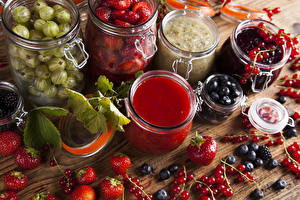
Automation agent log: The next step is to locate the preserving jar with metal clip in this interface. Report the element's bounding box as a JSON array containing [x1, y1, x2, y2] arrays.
[[2, 0, 89, 106]]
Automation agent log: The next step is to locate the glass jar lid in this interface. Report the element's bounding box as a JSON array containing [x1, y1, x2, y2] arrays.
[[248, 98, 291, 134]]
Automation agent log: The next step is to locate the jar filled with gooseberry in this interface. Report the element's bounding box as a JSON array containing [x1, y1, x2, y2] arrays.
[[2, 0, 89, 106], [215, 19, 291, 93], [85, 0, 158, 82]]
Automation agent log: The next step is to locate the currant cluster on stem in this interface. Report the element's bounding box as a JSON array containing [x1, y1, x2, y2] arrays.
[[291, 58, 300, 71], [59, 168, 77, 195], [282, 142, 300, 179], [124, 175, 153, 200], [169, 168, 194, 200], [262, 7, 281, 20], [278, 73, 300, 103]]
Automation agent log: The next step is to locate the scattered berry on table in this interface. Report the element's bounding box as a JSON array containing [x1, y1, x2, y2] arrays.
[[273, 179, 287, 190], [3, 170, 28, 191], [257, 146, 272, 161], [154, 189, 168, 200], [244, 161, 255, 172], [49, 159, 56, 167], [236, 144, 249, 155], [250, 189, 264, 199], [0, 191, 18, 200], [14, 146, 41, 170], [70, 185, 95, 200], [248, 143, 259, 152], [0, 131, 21, 156], [110, 152, 131, 175], [159, 168, 171, 181], [254, 158, 264, 168], [140, 163, 152, 175], [283, 127, 297, 138], [76, 166, 96, 185], [266, 158, 278, 169], [276, 96, 286, 104], [29, 191, 56, 200], [225, 155, 236, 164], [99, 177, 124, 200], [247, 151, 257, 161], [64, 169, 73, 178], [168, 164, 179, 174]]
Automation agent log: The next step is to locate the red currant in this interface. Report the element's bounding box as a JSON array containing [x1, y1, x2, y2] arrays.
[[282, 158, 292, 167], [276, 138, 284, 145], [207, 176, 216, 185], [180, 191, 189, 200], [64, 169, 72, 178], [237, 164, 246, 172], [200, 186, 209, 196], [200, 175, 209, 183]]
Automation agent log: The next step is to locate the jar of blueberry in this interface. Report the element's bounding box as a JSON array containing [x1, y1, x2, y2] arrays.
[[197, 74, 244, 124], [0, 82, 27, 132], [215, 19, 291, 93]]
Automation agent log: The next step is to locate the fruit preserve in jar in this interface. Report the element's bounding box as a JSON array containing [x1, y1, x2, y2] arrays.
[[86, 0, 158, 82], [125, 70, 197, 154], [2, 0, 89, 106], [197, 74, 243, 124], [215, 19, 291, 93], [154, 9, 219, 85]]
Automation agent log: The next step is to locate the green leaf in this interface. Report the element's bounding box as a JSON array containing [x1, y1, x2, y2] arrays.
[[66, 89, 93, 115], [33, 106, 68, 117], [96, 75, 115, 95], [135, 70, 144, 78], [79, 109, 108, 134], [116, 81, 133, 98]]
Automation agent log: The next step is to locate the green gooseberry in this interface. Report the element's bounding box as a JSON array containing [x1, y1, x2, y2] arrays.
[[66, 60, 76, 70], [67, 69, 83, 82], [39, 49, 53, 56], [53, 46, 65, 58], [51, 70, 68, 85], [13, 25, 30, 39], [63, 76, 77, 89], [39, 6, 55, 21], [53, 5, 63, 11], [56, 32, 66, 38], [55, 8, 71, 24], [48, 58, 66, 71], [38, 54, 52, 62], [35, 64, 50, 79], [42, 21, 59, 37], [10, 57, 26, 71], [57, 87, 68, 98], [34, 78, 51, 91], [28, 85, 41, 96], [18, 48, 37, 61], [34, 19, 46, 31], [44, 85, 58, 97], [59, 23, 71, 34], [25, 55, 40, 68], [30, 30, 44, 40], [19, 68, 34, 82], [12, 6, 31, 24], [34, 0, 48, 13], [8, 44, 20, 57]]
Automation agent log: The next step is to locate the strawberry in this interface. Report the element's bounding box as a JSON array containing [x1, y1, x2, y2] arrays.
[[120, 46, 142, 59], [76, 166, 96, 185], [110, 9, 127, 20], [116, 58, 144, 74], [104, 35, 124, 50], [108, 0, 131, 10], [186, 133, 218, 166], [0, 131, 21, 156], [99, 177, 124, 200], [0, 191, 18, 200], [29, 191, 56, 200], [14, 146, 41, 170], [109, 152, 131, 175], [132, 1, 150, 13], [122, 10, 140, 24], [3, 170, 28, 191], [95, 7, 111, 22], [136, 7, 151, 24], [115, 19, 132, 27], [70, 185, 95, 200]]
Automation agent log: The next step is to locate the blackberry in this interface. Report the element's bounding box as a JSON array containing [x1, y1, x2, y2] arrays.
[[257, 146, 272, 161], [0, 90, 18, 118]]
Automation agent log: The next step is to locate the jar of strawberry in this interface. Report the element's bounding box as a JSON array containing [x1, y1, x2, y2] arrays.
[[86, 0, 158, 82]]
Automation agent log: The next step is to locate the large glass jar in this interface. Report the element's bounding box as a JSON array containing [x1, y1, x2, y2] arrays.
[[215, 19, 291, 93], [124, 70, 198, 154], [154, 9, 219, 85], [86, 0, 158, 82], [2, 0, 89, 106], [0, 4, 7, 68]]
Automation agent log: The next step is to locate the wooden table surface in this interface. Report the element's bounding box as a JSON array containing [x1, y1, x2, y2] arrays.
[[0, 0, 300, 199]]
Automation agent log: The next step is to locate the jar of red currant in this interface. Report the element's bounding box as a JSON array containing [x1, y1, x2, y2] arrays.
[[241, 98, 294, 134], [124, 70, 198, 154], [215, 19, 291, 93], [86, 0, 158, 82]]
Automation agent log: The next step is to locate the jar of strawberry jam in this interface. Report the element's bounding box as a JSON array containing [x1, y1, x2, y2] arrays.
[[241, 98, 294, 134], [215, 19, 291, 93], [86, 0, 158, 82], [124, 70, 198, 154]]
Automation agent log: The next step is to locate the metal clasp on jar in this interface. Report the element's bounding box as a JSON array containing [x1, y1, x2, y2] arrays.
[[135, 29, 157, 60], [172, 58, 193, 80], [64, 38, 89, 69], [15, 108, 28, 130], [250, 70, 274, 93], [240, 95, 249, 116], [194, 81, 204, 112]]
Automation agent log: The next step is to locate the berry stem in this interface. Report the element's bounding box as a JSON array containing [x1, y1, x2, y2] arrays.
[[125, 174, 151, 200], [193, 180, 215, 200], [222, 162, 233, 191]]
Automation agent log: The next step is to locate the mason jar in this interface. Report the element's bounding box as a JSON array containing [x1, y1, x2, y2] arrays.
[[2, 0, 89, 106], [0, 4, 7, 67], [154, 9, 219, 85], [86, 0, 158, 82]]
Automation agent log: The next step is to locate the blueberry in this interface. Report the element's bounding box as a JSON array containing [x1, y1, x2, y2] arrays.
[[210, 91, 219, 102], [248, 143, 259, 152], [219, 75, 229, 84], [276, 96, 286, 104], [154, 189, 168, 200], [254, 158, 264, 168], [250, 189, 264, 199], [231, 87, 241, 98], [168, 164, 179, 174], [283, 127, 297, 139], [266, 158, 278, 170], [220, 96, 232, 105], [244, 161, 254, 172], [219, 86, 230, 96], [207, 80, 218, 93], [273, 179, 287, 190], [159, 168, 171, 180], [247, 151, 257, 161], [140, 163, 152, 175], [236, 144, 249, 156], [224, 80, 232, 87], [225, 155, 236, 164]]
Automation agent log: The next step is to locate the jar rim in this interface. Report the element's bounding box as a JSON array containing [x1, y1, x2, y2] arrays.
[[160, 9, 220, 58], [127, 70, 197, 134], [231, 19, 291, 70], [1, 0, 80, 50]]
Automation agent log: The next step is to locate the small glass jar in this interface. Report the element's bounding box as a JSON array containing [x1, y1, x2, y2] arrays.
[[124, 70, 198, 154], [241, 98, 294, 134], [86, 0, 158, 82], [215, 19, 291, 93], [0, 81, 27, 132], [2, 0, 89, 106], [154, 9, 219, 85], [59, 114, 115, 157], [197, 74, 244, 124]]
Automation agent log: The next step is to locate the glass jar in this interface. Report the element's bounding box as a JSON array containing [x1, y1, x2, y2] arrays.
[[59, 114, 115, 157], [2, 0, 89, 106], [241, 98, 294, 134], [86, 0, 158, 82], [124, 70, 198, 154], [215, 19, 291, 93], [74, 0, 88, 22], [0, 3, 7, 68], [0, 81, 27, 132], [154, 9, 219, 85], [197, 74, 244, 124]]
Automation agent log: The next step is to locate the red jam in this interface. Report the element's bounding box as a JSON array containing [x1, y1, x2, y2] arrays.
[[125, 75, 194, 154]]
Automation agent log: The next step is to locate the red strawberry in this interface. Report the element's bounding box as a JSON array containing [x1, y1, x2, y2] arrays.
[[123, 10, 140, 24], [0, 191, 18, 200], [120, 46, 142, 58], [136, 7, 151, 24], [116, 58, 144, 74], [104, 35, 124, 50], [0, 131, 21, 156], [132, 1, 150, 13], [3, 170, 28, 191], [109, 152, 131, 175], [95, 7, 111, 22], [70, 185, 95, 200], [110, 9, 127, 20], [29, 191, 56, 200], [115, 19, 132, 27], [108, 0, 131, 10], [76, 166, 96, 185], [14, 146, 41, 170], [99, 177, 124, 200], [186, 133, 218, 166]]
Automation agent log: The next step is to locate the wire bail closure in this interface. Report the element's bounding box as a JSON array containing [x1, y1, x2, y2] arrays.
[[250, 69, 275, 93], [172, 58, 193, 80], [135, 29, 157, 60], [64, 38, 89, 69]]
